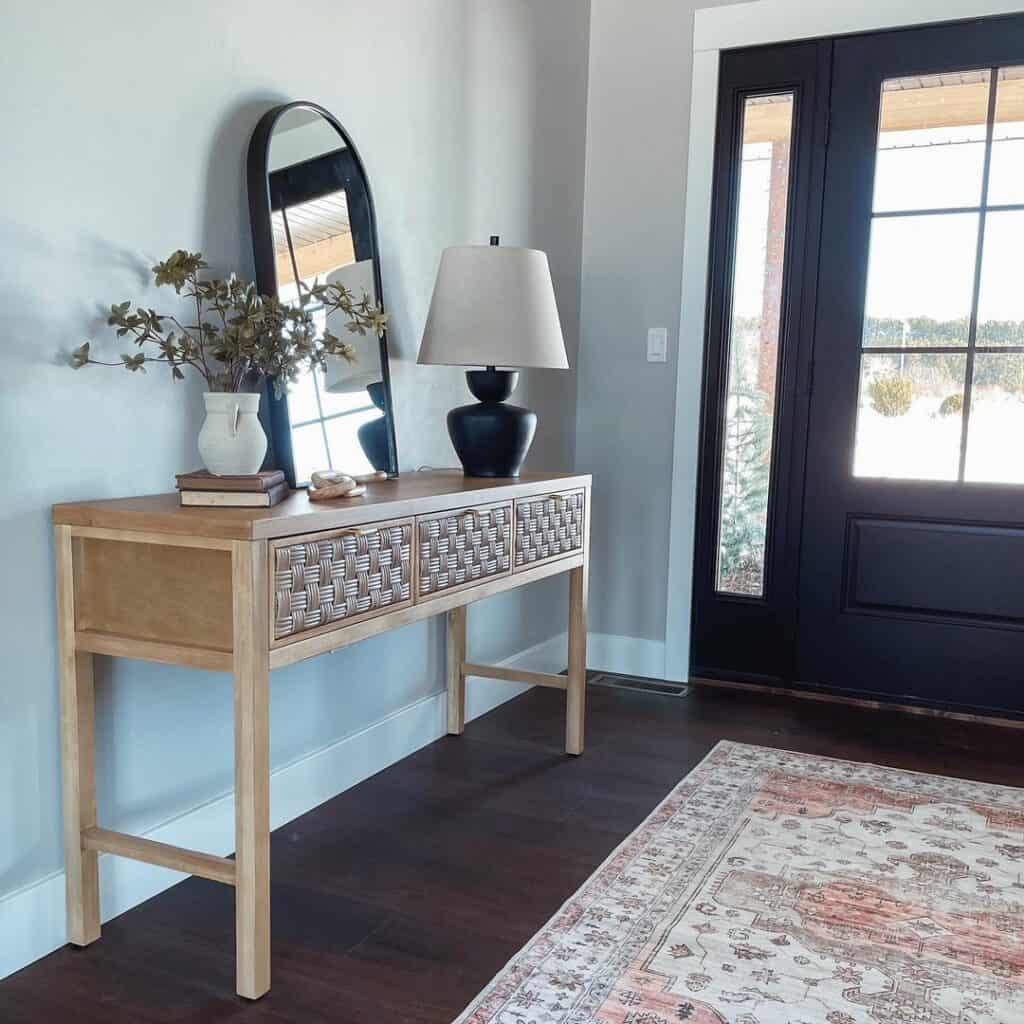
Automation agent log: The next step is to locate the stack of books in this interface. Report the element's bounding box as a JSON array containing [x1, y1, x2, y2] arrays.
[[176, 469, 290, 508]]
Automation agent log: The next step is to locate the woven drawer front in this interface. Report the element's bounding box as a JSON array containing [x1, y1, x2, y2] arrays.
[[274, 522, 412, 641], [514, 491, 585, 568], [417, 504, 512, 596]]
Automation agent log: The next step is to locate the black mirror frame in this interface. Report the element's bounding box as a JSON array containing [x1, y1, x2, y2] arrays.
[[246, 100, 399, 485]]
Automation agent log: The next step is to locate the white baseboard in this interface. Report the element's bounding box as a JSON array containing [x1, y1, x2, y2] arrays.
[[0, 632, 568, 983], [499, 632, 666, 680], [586, 632, 667, 680]]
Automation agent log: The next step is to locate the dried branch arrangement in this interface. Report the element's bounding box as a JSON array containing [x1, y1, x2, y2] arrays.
[[71, 250, 388, 396]]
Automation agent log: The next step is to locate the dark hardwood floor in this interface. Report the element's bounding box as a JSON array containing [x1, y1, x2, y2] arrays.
[[2, 681, 1021, 1023]]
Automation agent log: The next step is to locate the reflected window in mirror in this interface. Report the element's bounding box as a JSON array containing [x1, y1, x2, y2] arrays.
[[248, 103, 398, 485]]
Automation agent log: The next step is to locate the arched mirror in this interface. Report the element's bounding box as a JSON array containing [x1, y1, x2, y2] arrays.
[[247, 101, 398, 485]]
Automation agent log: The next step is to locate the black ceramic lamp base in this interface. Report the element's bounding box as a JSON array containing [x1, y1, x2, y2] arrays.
[[357, 381, 390, 472], [447, 368, 536, 478]]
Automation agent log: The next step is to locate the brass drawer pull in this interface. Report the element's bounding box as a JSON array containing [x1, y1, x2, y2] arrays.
[[338, 526, 385, 539]]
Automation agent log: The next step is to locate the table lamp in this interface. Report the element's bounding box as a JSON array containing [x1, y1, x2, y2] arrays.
[[323, 259, 381, 394], [417, 237, 568, 477], [322, 260, 390, 470]]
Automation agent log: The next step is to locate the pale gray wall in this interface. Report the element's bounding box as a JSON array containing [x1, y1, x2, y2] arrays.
[[575, 0, 738, 645], [0, 0, 588, 902]]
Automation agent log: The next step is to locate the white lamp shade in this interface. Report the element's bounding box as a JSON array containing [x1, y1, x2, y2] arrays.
[[417, 245, 568, 369], [323, 260, 383, 393]]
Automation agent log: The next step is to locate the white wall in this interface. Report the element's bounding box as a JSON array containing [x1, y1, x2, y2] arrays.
[[0, 0, 589, 966], [575, 0, 739, 667]]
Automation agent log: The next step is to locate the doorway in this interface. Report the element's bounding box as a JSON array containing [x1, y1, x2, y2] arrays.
[[691, 15, 1024, 717]]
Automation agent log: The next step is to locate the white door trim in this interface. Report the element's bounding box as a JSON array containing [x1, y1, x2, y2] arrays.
[[663, 0, 1024, 681], [694, 0, 1024, 53]]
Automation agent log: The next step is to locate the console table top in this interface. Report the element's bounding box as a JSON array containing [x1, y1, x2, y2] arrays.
[[52, 469, 592, 541]]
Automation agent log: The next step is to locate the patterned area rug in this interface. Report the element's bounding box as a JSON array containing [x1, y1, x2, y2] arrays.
[[455, 741, 1024, 1024]]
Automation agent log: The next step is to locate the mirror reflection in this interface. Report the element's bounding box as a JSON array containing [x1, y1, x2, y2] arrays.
[[259, 106, 394, 483]]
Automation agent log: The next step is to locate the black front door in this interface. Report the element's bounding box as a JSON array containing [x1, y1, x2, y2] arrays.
[[693, 14, 1024, 717], [799, 19, 1024, 716]]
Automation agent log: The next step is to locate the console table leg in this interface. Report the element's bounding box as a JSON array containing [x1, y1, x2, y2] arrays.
[[56, 526, 101, 947], [447, 606, 467, 735], [566, 564, 588, 756], [232, 541, 271, 1000]]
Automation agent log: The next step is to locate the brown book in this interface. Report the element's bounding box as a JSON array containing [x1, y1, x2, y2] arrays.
[[179, 482, 290, 508], [175, 469, 285, 493]]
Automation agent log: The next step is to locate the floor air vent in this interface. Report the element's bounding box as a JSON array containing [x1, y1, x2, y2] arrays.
[[587, 672, 689, 697]]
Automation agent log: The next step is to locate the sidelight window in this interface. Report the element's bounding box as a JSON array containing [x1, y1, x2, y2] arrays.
[[854, 67, 1024, 484], [715, 93, 795, 597]]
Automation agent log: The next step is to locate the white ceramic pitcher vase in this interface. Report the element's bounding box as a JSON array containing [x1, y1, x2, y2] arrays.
[[197, 392, 267, 476]]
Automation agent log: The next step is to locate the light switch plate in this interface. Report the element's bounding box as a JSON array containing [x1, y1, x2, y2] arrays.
[[647, 327, 668, 362]]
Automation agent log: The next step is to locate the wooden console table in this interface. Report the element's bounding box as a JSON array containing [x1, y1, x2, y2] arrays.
[[52, 470, 591, 999]]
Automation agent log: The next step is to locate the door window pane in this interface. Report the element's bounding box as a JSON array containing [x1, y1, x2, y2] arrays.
[[854, 353, 967, 480], [987, 67, 1024, 206], [715, 93, 794, 597], [861, 214, 978, 347], [872, 71, 990, 213], [286, 365, 322, 425], [315, 365, 377, 418], [965, 354, 1024, 483], [976, 210, 1024, 343], [856, 66, 1024, 486], [291, 423, 329, 485], [323, 410, 380, 476]]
